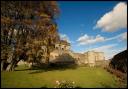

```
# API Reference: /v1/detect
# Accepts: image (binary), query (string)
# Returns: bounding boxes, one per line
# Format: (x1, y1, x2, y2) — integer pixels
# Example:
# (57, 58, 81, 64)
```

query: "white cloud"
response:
(91, 44, 127, 60)
(106, 32, 127, 41)
(77, 34, 105, 45)
(120, 32, 127, 41)
(92, 44, 117, 52)
(94, 2, 127, 32)
(59, 33, 71, 43)
(77, 32, 127, 46)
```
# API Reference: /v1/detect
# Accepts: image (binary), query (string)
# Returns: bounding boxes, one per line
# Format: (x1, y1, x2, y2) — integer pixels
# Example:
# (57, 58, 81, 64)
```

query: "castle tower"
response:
(83, 51, 105, 67)
(50, 40, 70, 61)
(87, 51, 95, 67)
(96, 52, 105, 61)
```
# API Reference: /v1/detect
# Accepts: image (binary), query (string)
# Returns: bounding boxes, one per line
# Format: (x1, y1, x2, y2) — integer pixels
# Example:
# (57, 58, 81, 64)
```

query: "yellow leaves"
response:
(47, 24, 57, 35)
(52, 24, 57, 32)
(40, 13, 50, 18)
(1, 17, 13, 24)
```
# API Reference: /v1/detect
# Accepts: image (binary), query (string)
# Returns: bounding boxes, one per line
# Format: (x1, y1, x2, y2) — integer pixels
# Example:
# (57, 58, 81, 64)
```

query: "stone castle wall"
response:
(85, 51, 105, 67)
(50, 42, 105, 67)
(69, 51, 105, 67)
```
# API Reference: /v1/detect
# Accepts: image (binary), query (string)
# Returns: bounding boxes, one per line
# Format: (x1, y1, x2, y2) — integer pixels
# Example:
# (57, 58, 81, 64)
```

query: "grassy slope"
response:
(1, 65, 119, 88)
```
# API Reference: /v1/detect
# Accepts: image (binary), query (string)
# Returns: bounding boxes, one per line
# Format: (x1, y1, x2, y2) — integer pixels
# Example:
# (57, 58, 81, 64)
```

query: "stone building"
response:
(84, 51, 105, 67)
(55, 40, 70, 51)
(50, 40, 70, 61)
(71, 51, 105, 67)
(71, 53, 86, 65)
(50, 40, 105, 67)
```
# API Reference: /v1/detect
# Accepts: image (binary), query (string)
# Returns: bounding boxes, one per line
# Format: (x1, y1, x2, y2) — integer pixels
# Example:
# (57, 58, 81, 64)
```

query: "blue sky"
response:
(56, 1, 127, 59)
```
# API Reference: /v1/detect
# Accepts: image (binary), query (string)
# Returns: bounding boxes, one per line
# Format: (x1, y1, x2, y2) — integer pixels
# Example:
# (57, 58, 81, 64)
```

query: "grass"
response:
(1, 65, 120, 88)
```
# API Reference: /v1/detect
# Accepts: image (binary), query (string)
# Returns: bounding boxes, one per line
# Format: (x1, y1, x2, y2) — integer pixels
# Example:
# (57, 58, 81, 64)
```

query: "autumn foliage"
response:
(1, 1, 60, 71)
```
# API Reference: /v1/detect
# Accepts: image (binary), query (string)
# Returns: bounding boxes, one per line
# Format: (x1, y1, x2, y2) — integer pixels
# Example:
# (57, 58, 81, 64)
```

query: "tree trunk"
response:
(45, 39, 50, 66)
(11, 60, 18, 71)
(6, 63, 13, 71)
(28, 62, 32, 69)
(6, 57, 20, 71)
(45, 50, 50, 67)
(1, 60, 5, 71)
(46, 56, 49, 64)
(9, 28, 14, 45)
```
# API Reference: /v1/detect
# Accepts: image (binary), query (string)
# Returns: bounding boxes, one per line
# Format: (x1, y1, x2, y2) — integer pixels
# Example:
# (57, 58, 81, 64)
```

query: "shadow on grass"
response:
(29, 64, 78, 74)
(15, 69, 30, 71)
(15, 67, 41, 71)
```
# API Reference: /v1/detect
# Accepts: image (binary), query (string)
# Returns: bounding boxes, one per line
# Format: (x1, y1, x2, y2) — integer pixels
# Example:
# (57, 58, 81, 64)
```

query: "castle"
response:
(50, 40, 70, 61)
(50, 40, 105, 67)
(72, 51, 105, 67)
(18, 40, 105, 67)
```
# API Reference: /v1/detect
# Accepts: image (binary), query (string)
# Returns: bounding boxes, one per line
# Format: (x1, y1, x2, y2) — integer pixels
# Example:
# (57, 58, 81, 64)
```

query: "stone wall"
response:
(50, 42, 71, 62)
(86, 51, 105, 67)
(95, 52, 105, 61)
(50, 40, 105, 67)
(72, 51, 105, 67)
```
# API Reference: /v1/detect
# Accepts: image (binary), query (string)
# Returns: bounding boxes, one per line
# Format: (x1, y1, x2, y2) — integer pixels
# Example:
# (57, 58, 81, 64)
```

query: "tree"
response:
(1, 1, 60, 71)
(109, 50, 127, 73)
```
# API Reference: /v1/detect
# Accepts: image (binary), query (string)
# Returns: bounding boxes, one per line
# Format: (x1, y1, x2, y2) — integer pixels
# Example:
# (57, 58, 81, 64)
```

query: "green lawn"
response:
(1, 65, 120, 88)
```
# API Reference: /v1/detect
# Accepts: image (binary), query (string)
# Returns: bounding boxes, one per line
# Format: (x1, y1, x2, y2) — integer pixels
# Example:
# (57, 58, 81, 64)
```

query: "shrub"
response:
(105, 67, 127, 88)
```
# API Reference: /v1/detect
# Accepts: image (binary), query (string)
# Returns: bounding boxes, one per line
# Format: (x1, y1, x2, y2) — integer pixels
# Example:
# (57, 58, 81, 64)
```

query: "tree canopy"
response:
(1, 1, 60, 71)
